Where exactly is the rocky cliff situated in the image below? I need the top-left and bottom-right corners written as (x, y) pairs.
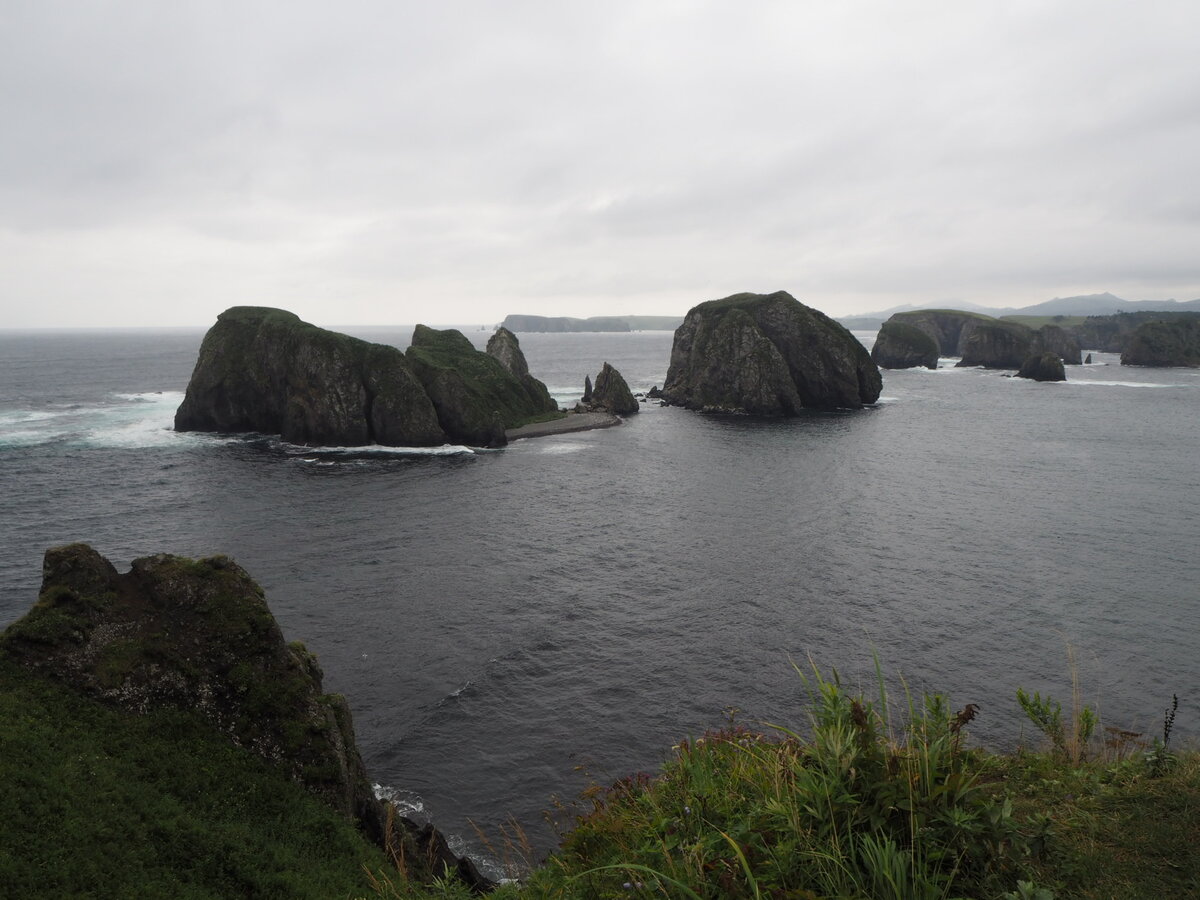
top-left (662, 291), bottom-right (881, 413)
top-left (957, 321), bottom-right (1036, 368)
top-left (1032, 325), bottom-right (1082, 365)
top-left (883, 310), bottom-right (993, 357)
top-left (175, 307), bottom-right (444, 446)
top-left (1121, 318), bottom-right (1200, 366)
top-left (0, 544), bottom-right (490, 891)
top-left (870, 320), bottom-right (940, 369)
top-left (589, 362), bottom-right (639, 415)
top-left (175, 308), bottom-right (557, 449)
top-left (405, 325), bottom-right (559, 447)
top-left (486, 327), bottom-right (560, 414)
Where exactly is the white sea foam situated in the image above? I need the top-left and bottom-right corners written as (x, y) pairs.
top-left (373, 783), bottom-right (426, 819)
top-left (1071, 380), bottom-right (1192, 389)
top-left (282, 442), bottom-right (476, 457)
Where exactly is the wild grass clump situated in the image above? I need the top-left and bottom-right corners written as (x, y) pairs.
top-left (524, 660), bottom-right (1037, 899)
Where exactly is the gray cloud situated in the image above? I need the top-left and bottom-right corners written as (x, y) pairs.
top-left (3, 0), bottom-right (1199, 327)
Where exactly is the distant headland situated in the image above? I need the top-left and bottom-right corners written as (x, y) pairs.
top-left (500, 314), bottom-right (684, 332)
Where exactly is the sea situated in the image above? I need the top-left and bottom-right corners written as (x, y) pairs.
top-left (1, 324), bottom-right (1198, 876)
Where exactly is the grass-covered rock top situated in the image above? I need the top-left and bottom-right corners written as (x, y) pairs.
top-left (175, 307), bottom-right (560, 448)
top-left (662, 291), bottom-right (882, 413)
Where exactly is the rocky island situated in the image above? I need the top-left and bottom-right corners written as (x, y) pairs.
top-left (175, 307), bottom-right (560, 448)
top-left (871, 310), bottom-right (1082, 372)
top-left (662, 291), bottom-right (882, 413)
top-left (1121, 317), bottom-right (1200, 366)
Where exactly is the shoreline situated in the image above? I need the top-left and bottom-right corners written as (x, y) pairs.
top-left (505, 411), bottom-right (622, 441)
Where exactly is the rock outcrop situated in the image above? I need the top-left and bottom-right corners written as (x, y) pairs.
top-left (1017, 352), bottom-right (1067, 382)
top-left (175, 307), bottom-right (445, 446)
top-left (405, 325), bottom-right (559, 447)
top-left (870, 320), bottom-right (940, 369)
top-left (882, 310), bottom-right (993, 357)
top-left (176, 308), bottom-right (559, 449)
top-left (662, 291), bottom-right (881, 413)
top-left (1121, 318), bottom-right (1200, 367)
top-left (485, 326), bottom-right (560, 415)
top-left (957, 321), bottom-right (1036, 368)
top-left (1032, 325), bottom-right (1082, 365)
top-left (589, 362), bottom-right (639, 415)
top-left (0, 544), bottom-right (491, 892)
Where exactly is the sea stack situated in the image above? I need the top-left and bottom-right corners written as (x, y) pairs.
top-left (662, 291), bottom-right (881, 413)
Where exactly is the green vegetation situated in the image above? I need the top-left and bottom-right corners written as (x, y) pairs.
top-left (0, 658), bottom-right (391, 899)
top-left (1000, 316), bottom-right (1089, 329)
top-left (4, 642), bottom-right (1194, 899)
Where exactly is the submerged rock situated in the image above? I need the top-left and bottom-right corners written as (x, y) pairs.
top-left (0, 543), bottom-right (492, 892)
top-left (1017, 352), bottom-right (1067, 382)
top-left (175, 307), bottom-right (444, 447)
top-left (590, 362), bottom-right (639, 415)
top-left (870, 320), bottom-right (940, 369)
top-left (663, 291), bottom-right (881, 413)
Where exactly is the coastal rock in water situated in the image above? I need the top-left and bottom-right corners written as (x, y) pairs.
top-left (1121, 318), bottom-right (1200, 366)
top-left (957, 321), bottom-right (1035, 369)
top-left (1017, 352), bottom-right (1067, 382)
top-left (881, 310), bottom-right (992, 356)
top-left (590, 362), bottom-right (639, 415)
top-left (0, 543), bottom-right (492, 892)
top-left (406, 325), bottom-right (561, 447)
top-left (485, 326), bottom-right (560, 414)
top-left (1084, 353), bottom-right (1093, 364)
top-left (174, 307), bottom-right (445, 447)
top-left (1033, 325), bottom-right (1082, 365)
top-left (870, 319), bottom-right (940, 369)
top-left (663, 291), bottom-right (881, 413)
top-left (582, 375), bottom-right (593, 404)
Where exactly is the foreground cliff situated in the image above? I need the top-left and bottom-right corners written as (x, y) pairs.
top-left (175, 308), bottom-right (559, 448)
top-left (662, 291), bottom-right (882, 413)
top-left (0, 544), bottom-right (489, 893)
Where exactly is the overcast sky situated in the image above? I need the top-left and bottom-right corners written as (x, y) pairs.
top-left (3, 1), bottom-right (1199, 328)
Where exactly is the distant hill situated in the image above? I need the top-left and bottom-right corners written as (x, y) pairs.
top-left (838, 293), bottom-right (1200, 331)
top-left (501, 314), bottom-right (684, 333)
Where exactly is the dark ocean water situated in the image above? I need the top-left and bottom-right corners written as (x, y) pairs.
top-left (2, 325), bottom-right (1198, 874)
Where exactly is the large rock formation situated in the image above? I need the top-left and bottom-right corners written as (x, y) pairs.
top-left (486, 327), bottom-right (560, 414)
top-left (1121, 318), bottom-right (1200, 366)
top-left (175, 307), bottom-right (444, 446)
top-left (1032, 325), bottom-right (1082, 365)
top-left (0, 544), bottom-right (490, 891)
top-left (405, 325), bottom-right (560, 447)
top-left (662, 291), bottom-right (881, 413)
top-left (175, 308), bottom-right (559, 449)
top-left (882, 310), bottom-right (993, 357)
top-left (589, 362), bottom-right (639, 415)
top-left (1017, 352), bottom-right (1067, 382)
top-left (957, 321), bottom-right (1036, 368)
top-left (870, 320), bottom-right (940, 369)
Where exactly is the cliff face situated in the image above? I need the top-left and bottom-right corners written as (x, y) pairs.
top-left (176, 308), bottom-right (558, 449)
top-left (870, 320), bottom-right (940, 369)
top-left (957, 321), bottom-right (1036, 368)
top-left (486, 327), bottom-right (560, 414)
top-left (0, 544), bottom-right (492, 892)
top-left (590, 362), bottom-right (639, 415)
top-left (1033, 325), bottom-right (1082, 365)
top-left (662, 292), bottom-right (881, 413)
top-left (175, 307), bottom-right (445, 446)
top-left (406, 325), bottom-right (560, 447)
top-left (885, 310), bottom-right (992, 356)
top-left (2, 544), bottom-right (375, 821)
top-left (1121, 318), bottom-right (1200, 366)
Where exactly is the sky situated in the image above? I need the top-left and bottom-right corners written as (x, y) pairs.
top-left (3, 1), bottom-right (1200, 329)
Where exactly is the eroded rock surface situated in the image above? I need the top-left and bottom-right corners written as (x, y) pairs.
top-left (663, 291), bottom-right (881, 413)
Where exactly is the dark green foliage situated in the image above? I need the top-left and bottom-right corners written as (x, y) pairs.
top-left (0, 659), bottom-right (387, 899)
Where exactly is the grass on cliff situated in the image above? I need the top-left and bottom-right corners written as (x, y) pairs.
top-left (0, 658), bottom-right (391, 900)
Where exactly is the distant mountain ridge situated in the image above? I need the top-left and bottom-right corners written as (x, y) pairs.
top-left (501, 314), bottom-right (684, 333)
top-left (838, 293), bottom-right (1200, 331)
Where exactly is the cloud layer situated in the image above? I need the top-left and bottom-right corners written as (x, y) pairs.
top-left (3, 1), bottom-right (1199, 327)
